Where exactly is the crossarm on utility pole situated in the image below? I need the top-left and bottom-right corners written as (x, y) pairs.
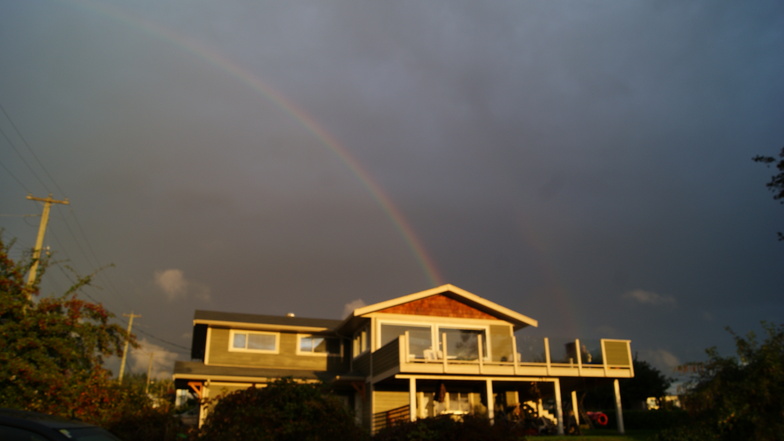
top-left (25, 194), bottom-right (69, 292)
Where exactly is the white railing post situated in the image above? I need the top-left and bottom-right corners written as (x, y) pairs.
top-left (512, 335), bottom-right (519, 375)
top-left (403, 331), bottom-right (410, 363)
top-left (544, 337), bottom-right (551, 375)
top-left (478, 333), bottom-right (484, 373)
top-left (575, 338), bottom-right (583, 376)
top-left (442, 332), bottom-right (448, 372)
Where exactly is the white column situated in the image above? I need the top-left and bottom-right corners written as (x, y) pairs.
top-left (409, 378), bottom-right (417, 421)
top-left (485, 379), bottom-right (494, 421)
top-left (571, 390), bottom-right (579, 426)
top-left (553, 379), bottom-right (564, 435)
top-left (614, 379), bottom-right (625, 434)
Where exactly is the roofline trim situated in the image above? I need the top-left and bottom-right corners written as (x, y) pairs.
top-left (173, 373), bottom-right (322, 384)
top-left (193, 319), bottom-right (332, 333)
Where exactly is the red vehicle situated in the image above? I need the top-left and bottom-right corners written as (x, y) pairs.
top-left (586, 411), bottom-right (609, 426)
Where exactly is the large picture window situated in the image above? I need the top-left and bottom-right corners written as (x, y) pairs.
top-left (380, 324), bottom-right (432, 358)
top-left (230, 330), bottom-right (278, 353)
top-left (439, 328), bottom-right (487, 361)
top-left (376, 321), bottom-right (490, 360)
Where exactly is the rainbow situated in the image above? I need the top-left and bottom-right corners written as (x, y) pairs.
top-left (64, 0), bottom-right (443, 287)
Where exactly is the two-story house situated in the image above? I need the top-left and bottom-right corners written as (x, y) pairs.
top-left (173, 284), bottom-right (634, 434)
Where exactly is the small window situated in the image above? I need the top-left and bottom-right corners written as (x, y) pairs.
top-left (299, 335), bottom-right (327, 354)
top-left (230, 330), bottom-right (278, 353)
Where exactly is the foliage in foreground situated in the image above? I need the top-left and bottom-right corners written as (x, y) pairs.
top-left (197, 378), bottom-right (368, 441)
top-left (374, 414), bottom-right (530, 441)
top-left (673, 322), bottom-right (784, 441)
top-left (0, 235), bottom-right (140, 425)
top-left (753, 146), bottom-right (784, 240)
top-left (0, 234), bottom-right (184, 440)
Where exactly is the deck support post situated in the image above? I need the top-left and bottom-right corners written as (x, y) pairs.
top-left (485, 379), bottom-right (494, 422)
top-left (614, 379), bottom-right (625, 434)
top-left (409, 377), bottom-right (417, 421)
top-left (571, 390), bottom-right (579, 426)
top-left (554, 379), bottom-right (564, 435)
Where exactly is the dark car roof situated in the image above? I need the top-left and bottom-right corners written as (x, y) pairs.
top-left (0, 408), bottom-right (122, 441)
top-left (0, 408), bottom-right (92, 428)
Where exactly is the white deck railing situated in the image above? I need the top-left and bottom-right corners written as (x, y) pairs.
top-left (377, 333), bottom-right (633, 379)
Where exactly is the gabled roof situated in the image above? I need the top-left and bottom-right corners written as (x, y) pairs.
top-left (339, 284), bottom-right (538, 332)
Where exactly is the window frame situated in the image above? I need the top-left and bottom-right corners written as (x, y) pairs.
top-left (228, 329), bottom-right (279, 354)
top-left (352, 325), bottom-right (370, 358)
top-left (297, 334), bottom-right (339, 357)
top-left (375, 320), bottom-right (491, 360)
top-left (436, 325), bottom-right (490, 361)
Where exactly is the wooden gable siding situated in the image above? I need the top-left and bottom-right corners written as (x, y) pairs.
top-left (377, 294), bottom-right (497, 320)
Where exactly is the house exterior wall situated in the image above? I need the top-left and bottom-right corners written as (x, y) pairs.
top-left (205, 382), bottom-right (251, 399)
top-left (372, 390), bottom-right (409, 432)
top-left (206, 327), bottom-right (337, 371)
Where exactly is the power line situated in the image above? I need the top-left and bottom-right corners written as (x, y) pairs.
top-left (1, 102), bottom-right (181, 360)
top-left (0, 102), bottom-right (65, 196)
top-left (0, 102), bottom-right (130, 312)
top-left (0, 119), bottom-right (50, 194)
top-left (0, 157), bottom-right (32, 193)
top-left (134, 326), bottom-right (191, 353)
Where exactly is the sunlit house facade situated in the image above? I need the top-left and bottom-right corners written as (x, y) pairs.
top-left (173, 284), bottom-right (634, 434)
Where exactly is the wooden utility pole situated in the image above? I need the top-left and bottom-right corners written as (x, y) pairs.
top-left (25, 194), bottom-right (69, 293)
top-left (145, 352), bottom-right (155, 394)
top-left (118, 312), bottom-right (141, 383)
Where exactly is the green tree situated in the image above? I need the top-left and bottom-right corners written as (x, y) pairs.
top-left (623, 358), bottom-right (674, 408)
top-left (753, 147), bottom-right (784, 240)
top-left (678, 323), bottom-right (784, 440)
top-left (0, 235), bottom-right (139, 425)
top-left (197, 378), bottom-right (368, 441)
top-left (583, 358), bottom-right (673, 410)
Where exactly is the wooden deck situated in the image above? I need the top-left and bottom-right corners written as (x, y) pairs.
top-left (370, 334), bottom-right (633, 381)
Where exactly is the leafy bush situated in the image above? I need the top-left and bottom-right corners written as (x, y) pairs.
top-left (197, 378), bottom-right (368, 441)
top-left (678, 323), bottom-right (784, 441)
top-left (373, 415), bottom-right (528, 441)
top-left (106, 406), bottom-right (182, 441)
top-left (605, 409), bottom-right (690, 431)
top-left (653, 423), bottom-right (719, 441)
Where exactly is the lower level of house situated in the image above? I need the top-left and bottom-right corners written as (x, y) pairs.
top-left (175, 363), bottom-right (629, 435)
top-left (350, 374), bottom-right (627, 435)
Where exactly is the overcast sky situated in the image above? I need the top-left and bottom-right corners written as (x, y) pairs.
top-left (2, 0), bottom-right (783, 380)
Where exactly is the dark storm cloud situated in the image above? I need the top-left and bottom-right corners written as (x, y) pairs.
top-left (1, 0), bottom-right (783, 376)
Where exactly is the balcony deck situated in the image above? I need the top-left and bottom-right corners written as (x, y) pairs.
top-left (368, 334), bottom-right (633, 381)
